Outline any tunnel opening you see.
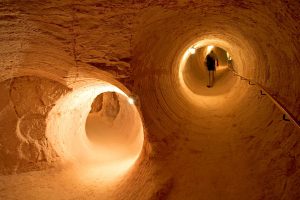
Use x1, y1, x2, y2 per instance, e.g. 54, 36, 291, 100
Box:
0, 1, 300, 199
182, 45, 235, 96
175, 39, 243, 109
46, 80, 144, 180
85, 91, 143, 162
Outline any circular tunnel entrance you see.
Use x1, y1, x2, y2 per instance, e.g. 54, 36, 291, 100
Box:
85, 91, 143, 162
175, 39, 246, 109
46, 81, 144, 179
182, 45, 236, 96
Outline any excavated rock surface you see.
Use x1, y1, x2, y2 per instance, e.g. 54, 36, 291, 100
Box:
0, 0, 299, 199
0, 76, 70, 174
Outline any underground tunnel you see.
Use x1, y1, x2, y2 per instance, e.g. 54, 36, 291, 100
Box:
0, 1, 300, 200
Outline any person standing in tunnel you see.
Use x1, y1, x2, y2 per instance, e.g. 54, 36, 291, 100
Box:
205, 50, 218, 88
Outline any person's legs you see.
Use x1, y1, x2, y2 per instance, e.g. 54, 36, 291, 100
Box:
207, 71, 212, 87
212, 70, 215, 86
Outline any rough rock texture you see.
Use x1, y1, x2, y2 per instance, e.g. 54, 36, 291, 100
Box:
89, 93, 103, 113
0, 0, 299, 200
101, 92, 120, 120
0, 0, 298, 115
0, 76, 69, 174
86, 92, 121, 145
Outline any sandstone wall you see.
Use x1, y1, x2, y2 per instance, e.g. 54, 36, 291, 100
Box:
0, 76, 69, 174
0, 0, 299, 199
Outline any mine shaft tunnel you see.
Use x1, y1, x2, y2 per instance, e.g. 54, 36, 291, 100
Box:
0, 1, 300, 200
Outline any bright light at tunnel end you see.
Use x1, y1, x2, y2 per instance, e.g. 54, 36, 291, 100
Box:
128, 97, 135, 105
206, 45, 214, 55
188, 47, 196, 54
178, 39, 239, 109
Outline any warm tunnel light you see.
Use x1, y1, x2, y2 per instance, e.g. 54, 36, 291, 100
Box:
128, 97, 135, 105
46, 81, 144, 181
227, 52, 232, 60
178, 39, 239, 108
188, 47, 196, 54
206, 45, 214, 55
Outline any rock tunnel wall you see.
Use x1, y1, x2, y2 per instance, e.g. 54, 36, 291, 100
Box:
1, 0, 299, 116
0, 76, 69, 174
132, 0, 300, 119
0, 0, 299, 199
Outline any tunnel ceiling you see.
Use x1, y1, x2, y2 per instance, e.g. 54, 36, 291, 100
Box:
0, 0, 300, 200
1, 0, 299, 116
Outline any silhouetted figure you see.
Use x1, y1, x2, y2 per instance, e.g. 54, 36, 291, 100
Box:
205, 50, 218, 87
